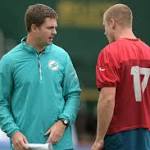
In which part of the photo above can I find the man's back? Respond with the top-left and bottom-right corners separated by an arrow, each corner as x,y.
100,38 -> 150,134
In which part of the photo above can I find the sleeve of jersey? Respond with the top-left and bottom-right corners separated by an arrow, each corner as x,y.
0,57 -> 19,137
58,54 -> 81,125
96,47 -> 120,89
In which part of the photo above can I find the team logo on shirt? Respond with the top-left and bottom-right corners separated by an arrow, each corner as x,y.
48,60 -> 59,71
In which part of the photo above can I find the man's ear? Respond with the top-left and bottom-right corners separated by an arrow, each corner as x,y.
109,18 -> 116,30
30,24 -> 38,32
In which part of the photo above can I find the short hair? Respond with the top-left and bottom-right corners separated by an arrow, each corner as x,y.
25,4 -> 58,32
104,4 -> 133,28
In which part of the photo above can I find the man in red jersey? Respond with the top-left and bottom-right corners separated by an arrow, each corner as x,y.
91,3 -> 150,150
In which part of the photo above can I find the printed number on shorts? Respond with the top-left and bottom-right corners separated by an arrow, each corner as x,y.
131,66 -> 150,102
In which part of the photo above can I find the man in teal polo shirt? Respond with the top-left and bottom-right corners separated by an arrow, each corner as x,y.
0,4 -> 81,150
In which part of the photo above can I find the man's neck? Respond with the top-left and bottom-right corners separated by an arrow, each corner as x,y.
26,34 -> 45,53
115,28 -> 137,40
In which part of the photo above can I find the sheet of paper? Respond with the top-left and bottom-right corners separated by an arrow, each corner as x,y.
26,143 -> 53,150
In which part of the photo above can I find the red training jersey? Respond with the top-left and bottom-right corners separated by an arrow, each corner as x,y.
96,38 -> 150,135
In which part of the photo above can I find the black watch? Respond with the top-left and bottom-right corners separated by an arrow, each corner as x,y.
60,119 -> 69,127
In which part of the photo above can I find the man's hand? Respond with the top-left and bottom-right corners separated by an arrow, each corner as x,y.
91,139 -> 104,150
12,131 -> 29,150
45,120 -> 66,144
